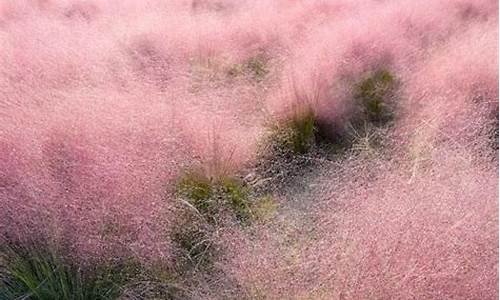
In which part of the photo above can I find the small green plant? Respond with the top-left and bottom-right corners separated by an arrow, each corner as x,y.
0,242 -> 136,300
355,69 -> 396,123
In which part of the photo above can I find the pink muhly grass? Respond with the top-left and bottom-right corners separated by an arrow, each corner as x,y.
316,153 -> 498,299
0,0 -> 497,298
0,113 -> 182,265
221,147 -> 498,299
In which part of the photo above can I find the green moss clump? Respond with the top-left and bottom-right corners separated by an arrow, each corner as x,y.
355,69 -> 396,123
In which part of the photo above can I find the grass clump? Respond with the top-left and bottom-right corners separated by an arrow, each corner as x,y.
251,195 -> 278,222
176,171 -> 215,215
171,223 -> 214,272
219,177 -> 252,223
173,172 -> 254,277
176,171 -> 253,224
245,54 -> 269,80
251,108 -> 329,194
355,69 -> 396,124
0,242 -> 137,300
227,53 -> 269,81
274,108 -> 317,155
287,109 -> 316,154
272,106 -> 343,154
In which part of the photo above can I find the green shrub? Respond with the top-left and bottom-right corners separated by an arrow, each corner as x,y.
0,243 -> 136,300
355,69 -> 396,123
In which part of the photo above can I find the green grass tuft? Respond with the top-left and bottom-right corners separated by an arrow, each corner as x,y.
175,171 -> 253,224
251,195 -> 278,222
355,69 -> 396,123
0,243 -> 136,300
171,224 -> 214,271
227,53 -> 269,81
220,177 -> 252,223
273,108 -> 317,155
289,109 -> 316,154
176,171 -> 214,215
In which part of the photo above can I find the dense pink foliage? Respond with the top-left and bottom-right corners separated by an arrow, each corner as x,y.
0,0 -> 497,298
222,149 -> 498,299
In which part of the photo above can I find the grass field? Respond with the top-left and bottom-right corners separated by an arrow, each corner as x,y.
0,0 -> 498,299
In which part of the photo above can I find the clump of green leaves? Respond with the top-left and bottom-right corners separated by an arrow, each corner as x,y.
355,69 -> 396,123
0,242 -> 137,300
